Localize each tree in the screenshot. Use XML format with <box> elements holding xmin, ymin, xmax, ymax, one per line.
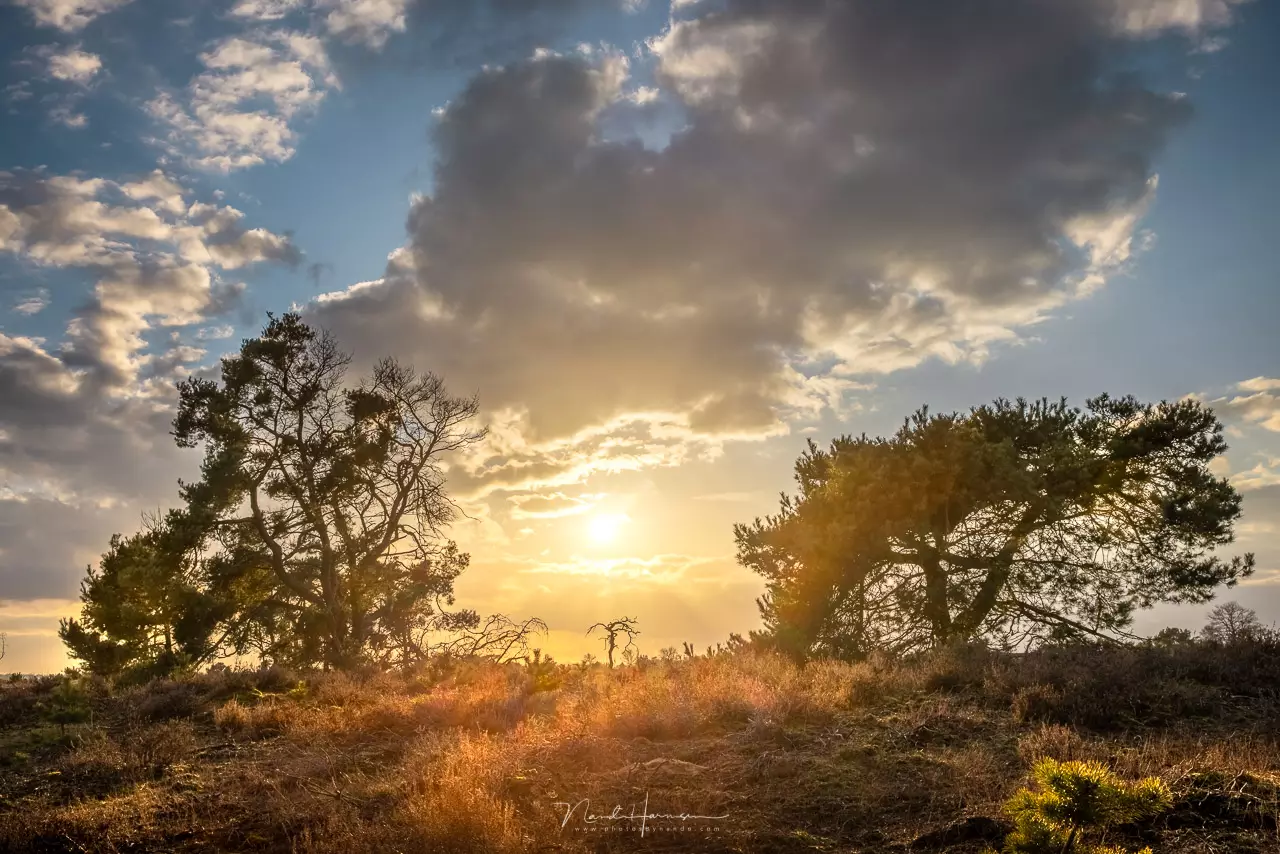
<box><xmin>59</xmin><ymin>514</ymin><xmax>229</xmax><ymax>677</ymax></box>
<box><xmin>736</xmin><ymin>396</ymin><xmax>1254</xmax><ymax>660</ymax></box>
<box><xmin>170</xmin><ymin>313</ymin><xmax>487</xmax><ymax>669</ymax></box>
<box><xmin>1147</xmin><ymin>627</ymin><xmax>1195</xmax><ymax>649</ymax></box>
<box><xmin>0</xmin><ymin>631</ymin><xmax>6</xmax><ymax>663</ymax></box>
<box><xmin>587</xmin><ymin>617</ymin><xmax>639</xmax><ymax>668</ymax></box>
<box><xmin>1200</xmin><ymin>601</ymin><xmax>1263</xmax><ymax>644</ymax></box>
<box><xmin>60</xmin><ymin>314</ymin><xmax>487</xmax><ymax>672</ymax></box>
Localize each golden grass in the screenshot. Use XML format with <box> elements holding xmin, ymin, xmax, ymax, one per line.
<box><xmin>2</xmin><ymin>645</ymin><xmax>1279</xmax><ymax>853</ymax></box>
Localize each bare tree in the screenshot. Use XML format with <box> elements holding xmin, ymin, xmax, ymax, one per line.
<box><xmin>0</xmin><ymin>631</ymin><xmax>6</xmax><ymax>663</ymax></box>
<box><xmin>435</xmin><ymin>615</ymin><xmax>549</xmax><ymax>663</ymax></box>
<box><xmin>587</xmin><ymin>617</ymin><xmax>639</xmax><ymax>668</ymax></box>
<box><xmin>1201</xmin><ymin>601</ymin><xmax>1262</xmax><ymax>644</ymax></box>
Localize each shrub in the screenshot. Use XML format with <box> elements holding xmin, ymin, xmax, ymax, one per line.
<box><xmin>42</xmin><ymin>678</ymin><xmax>93</xmax><ymax>734</ymax></box>
<box><xmin>1001</xmin><ymin>758</ymin><xmax>1171</xmax><ymax>854</ymax></box>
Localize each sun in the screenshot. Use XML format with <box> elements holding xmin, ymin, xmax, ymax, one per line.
<box><xmin>586</xmin><ymin>512</ymin><xmax>630</xmax><ymax>545</ymax></box>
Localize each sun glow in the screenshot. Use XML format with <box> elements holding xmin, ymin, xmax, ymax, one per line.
<box><xmin>586</xmin><ymin>512</ymin><xmax>630</xmax><ymax>545</ymax></box>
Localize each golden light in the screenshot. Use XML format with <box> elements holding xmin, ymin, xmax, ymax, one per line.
<box><xmin>586</xmin><ymin>512</ymin><xmax>630</xmax><ymax>545</ymax></box>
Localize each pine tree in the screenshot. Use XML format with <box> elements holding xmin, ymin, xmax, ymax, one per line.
<box><xmin>737</xmin><ymin>396</ymin><xmax>1253</xmax><ymax>659</ymax></box>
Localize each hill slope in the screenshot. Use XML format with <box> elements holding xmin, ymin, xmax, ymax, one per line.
<box><xmin>1</xmin><ymin>643</ymin><xmax>1278</xmax><ymax>853</ymax></box>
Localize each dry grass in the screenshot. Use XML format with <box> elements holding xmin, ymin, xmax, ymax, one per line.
<box><xmin>2</xmin><ymin>642</ymin><xmax>1279</xmax><ymax>853</ymax></box>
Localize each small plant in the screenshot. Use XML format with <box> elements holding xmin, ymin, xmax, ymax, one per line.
<box><xmin>42</xmin><ymin>678</ymin><xmax>92</xmax><ymax>736</ymax></box>
<box><xmin>524</xmin><ymin>649</ymin><xmax>561</xmax><ymax>693</ymax></box>
<box><xmin>1000</xmin><ymin>758</ymin><xmax>1171</xmax><ymax>854</ymax></box>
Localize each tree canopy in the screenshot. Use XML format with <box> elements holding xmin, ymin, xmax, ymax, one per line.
<box><xmin>736</xmin><ymin>396</ymin><xmax>1254</xmax><ymax>660</ymax></box>
<box><xmin>62</xmin><ymin>314</ymin><xmax>486</xmax><ymax>673</ymax></box>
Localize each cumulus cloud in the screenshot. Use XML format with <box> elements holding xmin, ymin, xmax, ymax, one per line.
<box><xmin>310</xmin><ymin>0</ymin><xmax>1215</xmax><ymax>501</ymax></box>
<box><xmin>148</xmin><ymin>31</ymin><xmax>338</xmax><ymax>170</ymax></box>
<box><xmin>120</xmin><ymin>170</ymin><xmax>187</xmax><ymax>215</ymax></box>
<box><xmin>12</xmin><ymin>0</ymin><xmax>133</xmax><ymax>31</ymax></box>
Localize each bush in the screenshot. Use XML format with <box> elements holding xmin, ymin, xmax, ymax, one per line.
<box><xmin>1001</xmin><ymin>758</ymin><xmax>1171</xmax><ymax>854</ymax></box>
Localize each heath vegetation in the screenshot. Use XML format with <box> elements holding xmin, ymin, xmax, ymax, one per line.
<box><xmin>2</xmin><ymin>318</ymin><xmax>1272</xmax><ymax>853</ymax></box>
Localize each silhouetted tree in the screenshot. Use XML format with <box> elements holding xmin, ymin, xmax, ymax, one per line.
<box><xmin>1147</xmin><ymin>627</ymin><xmax>1195</xmax><ymax>649</ymax></box>
<box><xmin>737</xmin><ymin>396</ymin><xmax>1254</xmax><ymax>660</ymax></box>
<box><xmin>62</xmin><ymin>314</ymin><xmax>486</xmax><ymax>672</ymax></box>
<box><xmin>59</xmin><ymin>514</ymin><xmax>230</xmax><ymax>677</ymax></box>
<box><xmin>171</xmin><ymin>314</ymin><xmax>487</xmax><ymax>669</ymax></box>
<box><xmin>1201</xmin><ymin>601</ymin><xmax>1263</xmax><ymax>644</ymax></box>
<box><xmin>587</xmin><ymin>617</ymin><xmax>639</xmax><ymax>668</ymax></box>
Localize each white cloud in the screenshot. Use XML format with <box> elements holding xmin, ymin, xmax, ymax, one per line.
<box><xmin>626</xmin><ymin>85</ymin><xmax>660</xmax><ymax>105</ymax></box>
<box><xmin>11</xmin><ymin>289</ymin><xmax>50</xmax><ymax>316</ymax></box>
<box><xmin>1239</xmin><ymin>377</ymin><xmax>1280</xmax><ymax>394</ymax></box>
<box><xmin>1234</xmin><ymin>458</ymin><xmax>1280</xmax><ymax>492</ymax></box>
<box><xmin>148</xmin><ymin>31</ymin><xmax>338</xmax><ymax>171</ymax></box>
<box><xmin>43</xmin><ymin>46</ymin><xmax>103</xmax><ymax>85</ymax></box>
<box><xmin>0</xmin><ymin>168</ymin><xmax>298</xmax><ymax>385</ymax></box>
<box><xmin>12</xmin><ymin>0</ymin><xmax>133</xmax><ymax>31</ymax></box>
<box><xmin>1107</xmin><ymin>0</ymin><xmax>1253</xmax><ymax>36</ymax></box>
<box><xmin>317</xmin><ymin>0</ymin><xmax>411</xmax><ymax>50</ymax></box>
<box><xmin>120</xmin><ymin>169</ymin><xmax>187</xmax><ymax>215</ymax></box>
<box><xmin>230</xmin><ymin>0</ymin><xmax>305</xmax><ymax>20</ymax></box>
<box><xmin>1215</xmin><ymin>378</ymin><xmax>1280</xmax><ymax>433</ymax></box>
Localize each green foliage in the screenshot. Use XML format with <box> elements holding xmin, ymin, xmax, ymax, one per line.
<box><xmin>40</xmin><ymin>678</ymin><xmax>93</xmax><ymax>735</ymax></box>
<box><xmin>1002</xmin><ymin>759</ymin><xmax>1170</xmax><ymax>854</ymax></box>
<box><xmin>59</xmin><ymin>520</ymin><xmax>230</xmax><ymax>677</ymax></box>
<box><xmin>523</xmin><ymin>649</ymin><xmax>561</xmax><ymax>693</ymax></box>
<box><xmin>1146</xmin><ymin>627</ymin><xmax>1195</xmax><ymax>649</ymax></box>
<box><xmin>737</xmin><ymin>396</ymin><xmax>1254</xmax><ymax>660</ymax></box>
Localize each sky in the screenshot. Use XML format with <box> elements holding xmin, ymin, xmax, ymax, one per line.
<box><xmin>0</xmin><ymin>0</ymin><xmax>1277</xmax><ymax>674</ymax></box>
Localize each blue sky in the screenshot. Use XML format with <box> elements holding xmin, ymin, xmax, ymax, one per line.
<box><xmin>1</xmin><ymin>0</ymin><xmax>1277</xmax><ymax>672</ymax></box>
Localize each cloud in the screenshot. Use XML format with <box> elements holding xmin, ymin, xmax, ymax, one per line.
<box><xmin>147</xmin><ymin>31</ymin><xmax>338</xmax><ymax>170</ymax></box>
<box><xmin>1234</xmin><ymin>458</ymin><xmax>1280</xmax><ymax>492</ymax></box>
<box><xmin>1106</xmin><ymin>0</ymin><xmax>1252</xmax><ymax>36</ymax></box>
<box><xmin>10</xmin><ymin>289</ymin><xmax>50</xmax><ymax>316</ymax></box>
<box><xmin>120</xmin><ymin>170</ymin><xmax>186</xmax><ymax>215</ymax></box>
<box><xmin>309</xmin><ymin>0</ymin><xmax>1209</xmax><ymax>497</ymax></box>
<box><xmin>230</xmin><ymin>0</ymin><xmax>306</xmax><ymax>21</ymax></box>
<box><xmin>518</xmin><ymin>553</ymin><xmax>719</xmax><ymax>583</ymax></box>
<box><xmin>342</xmin><ymin>0</ymin><xmax>598</xmax><ymax>70</ymax></box>
<box><xmin>507</xmin><ymin>492</ymin><xmax>601</xmax><ymax>520</ymax></box>
<box><xmin>0</xmin><ymin>169</ymin><xmax>302</xmax><ymax>601</ymax></box>
<box><xmin>41</xmin><ymin>46</ymin><xmax>103</xmax><ymax>85</ymax></box>
<box><xmin>12</xmin><ymin>0</ymin><xmax>133</xmax><ymax>31</ymax></box>
<box><xmin>48</xmin><ymin>104</ymin><xmax>89</xmax><ymax>128</ymax></box>
<box><xmin>317</xmin><ymin>0</ymin><xmax>411</xmax><ymax>49</ymax></box>
<box><xmin>1214</xmin><ymin>377</ymin><xmax>1280</xmax><ymax>433</ymax></box>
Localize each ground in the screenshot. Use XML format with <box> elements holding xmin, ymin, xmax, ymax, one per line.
<box><xmin>0</xmin><ymin>642</ymin><xmax>1277</xmax><ymax>853</ymax></box>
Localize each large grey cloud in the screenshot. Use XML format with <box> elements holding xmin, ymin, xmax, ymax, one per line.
<box><xmin>313</xmin><ymin>0</ymin><xmax>1217</xmax><ymax>478</ymax></box>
